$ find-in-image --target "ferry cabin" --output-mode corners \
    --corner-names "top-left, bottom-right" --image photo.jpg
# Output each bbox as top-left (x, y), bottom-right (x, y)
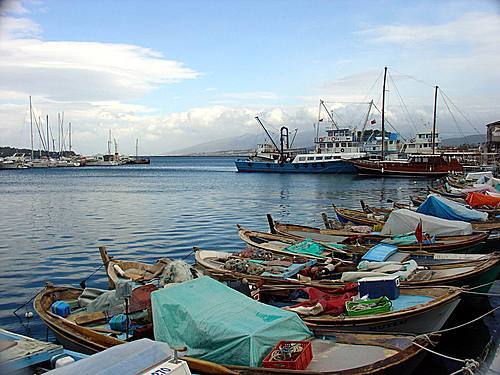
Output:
top-left (316, 128), bottom-right (361, 155)
top-left (401, 131), bottom-right (441, 155)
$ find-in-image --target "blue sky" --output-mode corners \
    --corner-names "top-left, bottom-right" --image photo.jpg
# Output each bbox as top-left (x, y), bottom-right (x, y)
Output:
top-left (1, 0), bottom-right (499, 154)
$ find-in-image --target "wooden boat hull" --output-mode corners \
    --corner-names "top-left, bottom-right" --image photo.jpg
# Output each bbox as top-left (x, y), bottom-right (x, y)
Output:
top-left (33, 286), bottom-right (236, 375)
top-left (34, 285), bottom-right (435, 374)
top-left (257, 284), bottom-right (461, 334)
top-left (198, 239), bottom-right (500, 292)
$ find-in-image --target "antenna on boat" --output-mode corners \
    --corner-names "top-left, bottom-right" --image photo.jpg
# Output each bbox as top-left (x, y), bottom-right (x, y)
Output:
top-left (381, 67), bottom-right (387, 161)
top-left (432, 85), bottom-right (438, 155)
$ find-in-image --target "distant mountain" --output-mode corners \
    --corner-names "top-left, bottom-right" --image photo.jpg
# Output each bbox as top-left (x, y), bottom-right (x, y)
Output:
top-left (167, 129), bottom-right (316, 156)
top-left (440, 134), bottom-right (485, 147)
top-left (166, 132), bottom-right (487, 156)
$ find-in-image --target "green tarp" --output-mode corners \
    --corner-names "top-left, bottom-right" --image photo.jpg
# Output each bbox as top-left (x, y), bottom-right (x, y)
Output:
top-left (283, 238), bottom-right (327, 257)
top-left (151, 276), bottom-right (312, 367)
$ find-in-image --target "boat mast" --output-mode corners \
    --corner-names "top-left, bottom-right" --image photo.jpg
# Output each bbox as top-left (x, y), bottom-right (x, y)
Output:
top-left (46, 115), bottom-right (49, 157)
top-left (107, 130), bottom-right (112, 156)
top-left (58, 113), bottom-right (61, 156)
top-left (360, 100), bottom-right (373, 145)
top-left (255, 116), bottom-right (280, 151)
top-left (136, 138), bottom-right (138, 159)
top-left (69, 122), bottom-right (72, 153)
top-left (320, 100), bottom-right (339, 130)
top-left (432, 85), bottom-right (438, 155)
top-left (29, 96), bottom-right (34, 159)
top-left (381, 67), bottom-right (387, 161)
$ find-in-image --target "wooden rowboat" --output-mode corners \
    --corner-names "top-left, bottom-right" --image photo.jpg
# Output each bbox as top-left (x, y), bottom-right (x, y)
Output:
top-left (334, 205), bottom-right (500, 235)
top-left (195, 247), bottom-right (499, 292)
top-left (240, 221), bottom-right (489, 255)
top-left (257, 284), bottom-right (461, 334)
top-left (33, 285), bottom-right (236, 374)
top-left (34, 285), bottom-right (436, 374)
top-left (99, 246), bottom-right (202, 288)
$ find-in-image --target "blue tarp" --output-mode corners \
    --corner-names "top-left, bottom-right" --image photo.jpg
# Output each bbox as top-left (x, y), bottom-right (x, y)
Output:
top-left (151, 276), bottom-right (312, 367)
top-left (416, 194), bottom-right (488, 222)
top-left (362, 244), bottom-right (398, 262)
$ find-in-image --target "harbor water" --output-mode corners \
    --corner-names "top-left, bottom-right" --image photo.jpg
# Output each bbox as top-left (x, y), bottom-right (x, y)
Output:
top-left (0, 156), bottom-right (497, 373)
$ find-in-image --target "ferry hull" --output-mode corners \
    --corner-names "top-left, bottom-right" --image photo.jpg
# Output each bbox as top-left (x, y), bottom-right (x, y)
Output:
top-left (235, 160), bottom-right (357, 173)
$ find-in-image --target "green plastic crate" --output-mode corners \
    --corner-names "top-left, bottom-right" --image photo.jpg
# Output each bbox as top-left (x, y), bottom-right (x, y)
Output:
top-left (345, 296), bottom-right (392, 317)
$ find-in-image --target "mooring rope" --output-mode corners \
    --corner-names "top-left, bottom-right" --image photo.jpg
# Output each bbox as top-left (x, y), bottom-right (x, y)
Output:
top-left (410, 303), bottom-right (499, 373)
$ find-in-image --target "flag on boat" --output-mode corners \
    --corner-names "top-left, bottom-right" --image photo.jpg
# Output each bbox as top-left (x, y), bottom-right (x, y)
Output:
top-left (415, 219), bottom-right (423, 243)
top-left (371, 119), bottom-right (377, 124)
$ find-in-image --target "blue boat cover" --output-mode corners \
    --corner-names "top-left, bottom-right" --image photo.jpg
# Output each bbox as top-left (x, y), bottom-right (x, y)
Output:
top-left (362, 243), bottom-right (398, 262)
top-left (416, 194), bottom-right (488, 222)
top-left (151, 276), bottom-right (312, 367)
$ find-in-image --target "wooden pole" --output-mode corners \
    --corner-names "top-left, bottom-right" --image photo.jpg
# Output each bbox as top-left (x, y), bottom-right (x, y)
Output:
top-left (266, 214), bottom-right (276, 234)
top-left (98, 246), bottom-right (113, 289)
top-left (321, 212), bottom-right (331, 229)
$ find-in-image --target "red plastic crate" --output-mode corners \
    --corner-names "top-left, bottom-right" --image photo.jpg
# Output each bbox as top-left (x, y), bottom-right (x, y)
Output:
top-left (262, 340), bottom-right (313, 370)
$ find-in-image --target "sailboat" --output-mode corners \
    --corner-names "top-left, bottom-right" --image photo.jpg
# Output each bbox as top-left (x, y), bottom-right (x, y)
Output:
top-left (351, 68), bottom-right (464, 177)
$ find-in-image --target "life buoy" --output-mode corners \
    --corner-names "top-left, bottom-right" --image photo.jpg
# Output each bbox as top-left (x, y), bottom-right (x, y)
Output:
top-left (340, 148), bottom-right (345, 153)
top-left (319, 137), bottom-right (324, 142)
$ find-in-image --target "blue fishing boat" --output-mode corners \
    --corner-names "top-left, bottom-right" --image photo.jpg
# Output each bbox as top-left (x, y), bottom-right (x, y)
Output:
top-left (235, 115), bottom-right (366, 173)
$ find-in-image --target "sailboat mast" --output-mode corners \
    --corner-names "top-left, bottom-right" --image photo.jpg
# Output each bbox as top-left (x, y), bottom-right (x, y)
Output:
top-left (46, 115), bottom-right (49, 157)
top-left (69, 122), bottom-right (72, 153)
top-left (381, 67), bottom-right (387, 160)
top-left (136, 138), bottom-right (138, 159)
top-left (432, 85), bottom-right (438, 155)
top-left (58, 113), bottom-right (61, 156)
top-left (360, 100), bottom-right (373, 144)
top-left (29, 96), bottom-right (34, 159)
top-left (107, 130), bottom-right (111, 156)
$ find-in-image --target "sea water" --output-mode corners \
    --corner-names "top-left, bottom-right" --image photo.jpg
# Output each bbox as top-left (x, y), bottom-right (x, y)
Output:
top-left (0, 156), bottom-right (497, 373)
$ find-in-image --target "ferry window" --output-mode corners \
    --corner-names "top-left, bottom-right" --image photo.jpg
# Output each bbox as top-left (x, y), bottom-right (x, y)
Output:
top-left (409, 144), bottom-right (415, 148)
top-left (327, 143), bottom-right (333, 148)
top-left (422, 158), bottom-right (428, 162)
top-left (325, 156), bottom-right (332, 160)
top-left (335, 143), bottom-right (339, 147)
top-left (316, 156), bottom-right (323, 160)
top-left (341, 143), bottom-right (346, 147)
top-left (373, 147), bottom-right (376, 150)
top-left (334, 156), bottom-right (340, 159)
top-left (299, 157), bottom-right (306, 161)
top-left (320, 143), bottom-right (325, 148)
top-left (307, 156), bottom-right (314, 161)
top-left (419, 145), bottom-right (422, 148)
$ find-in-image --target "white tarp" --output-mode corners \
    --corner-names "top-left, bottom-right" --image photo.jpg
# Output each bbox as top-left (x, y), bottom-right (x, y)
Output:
top-left (381, 209), bottom-right (473, 236)
top-left (465, 171), bottom-right (493, 181)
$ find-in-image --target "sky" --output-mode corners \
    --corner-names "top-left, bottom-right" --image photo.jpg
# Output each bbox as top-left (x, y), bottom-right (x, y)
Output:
top-left (0, 0), bottom-right (499, 155)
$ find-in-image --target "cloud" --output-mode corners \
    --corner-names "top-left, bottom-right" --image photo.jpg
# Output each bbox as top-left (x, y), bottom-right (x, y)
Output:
top-left (359, 12), bottom-right (500, 47)
top-left (1, 0), bottom-right (29, 15)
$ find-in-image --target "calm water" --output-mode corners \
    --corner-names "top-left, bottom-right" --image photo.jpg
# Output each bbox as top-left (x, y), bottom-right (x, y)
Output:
top-left (0, 156), bottom-right (497, 373)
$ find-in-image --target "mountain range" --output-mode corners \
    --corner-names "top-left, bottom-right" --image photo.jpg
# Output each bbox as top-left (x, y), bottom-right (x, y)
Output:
top-left (166, 132), bottom-right (486, 156)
